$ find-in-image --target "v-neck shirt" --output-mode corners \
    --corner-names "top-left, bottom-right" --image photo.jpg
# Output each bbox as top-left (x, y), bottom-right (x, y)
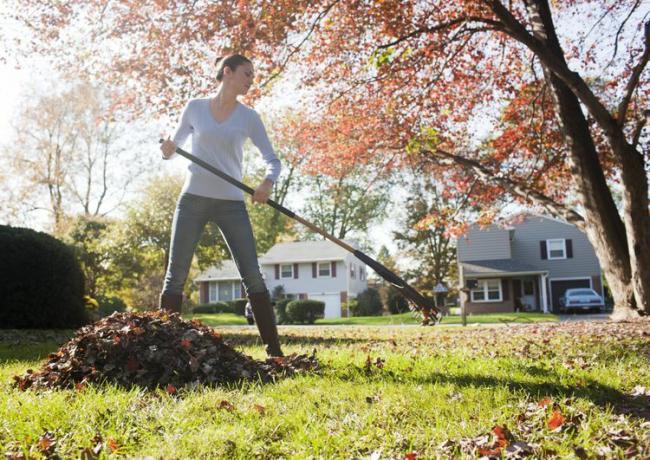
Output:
top-left (171, 98), bottom-right (281, 201)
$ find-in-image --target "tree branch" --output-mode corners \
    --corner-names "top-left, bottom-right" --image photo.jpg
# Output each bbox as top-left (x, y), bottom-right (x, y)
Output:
top-left (617, 20), bottom-right (650, 126)
top-left (259, 0), bottom-right (341, 88)
top-left (632, 109), bottom-right (649, 148)
top-left (377, 16), bottom-right (503, 50)
top-left (486, 0), bottom-right (627, 151)
top-left (424, 147), bottom-right (585, 228)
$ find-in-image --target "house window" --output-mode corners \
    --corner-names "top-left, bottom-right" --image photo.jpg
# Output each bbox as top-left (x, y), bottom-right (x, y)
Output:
top-left (318, 262), bottom-right (331, 277)
top-left (233, 282), bottom-right (242, 299)
top-left (470, 279), bottom-right (502, 302)
top-left (547, 239), bottom-right (566, 259)
top-left (209, 282), bottom-right (217, 302)
top-left (281, 264), bottom-right (293, 278)
top-left (350, 263), bottom-right (356, 279)
top-left (359, 266), bottom-right (365, 281)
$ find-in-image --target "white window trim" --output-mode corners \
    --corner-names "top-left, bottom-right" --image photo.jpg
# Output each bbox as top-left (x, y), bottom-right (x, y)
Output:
top-left (470, 279), bottom-right (503, 303)
top-left (281, 264), bottom-right (294, 279)
top-left (317, 261), bottom-right (331, 278)
top-left (546, 238), bottom-right (567, 260)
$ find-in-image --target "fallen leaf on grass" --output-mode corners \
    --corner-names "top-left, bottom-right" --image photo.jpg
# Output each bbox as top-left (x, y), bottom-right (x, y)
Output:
top-left (405, 451), bottom-right (417, 460)
top-left (219, 400), bottom-right (235, 412)
top-left (253, 404), bottom-right (266, 415)
top-left (37, 431), bottom-right (57, 456)
top-left (547, 410), bottom-right (566, 431)
top-left (165, 384), bottom-right (177, 395)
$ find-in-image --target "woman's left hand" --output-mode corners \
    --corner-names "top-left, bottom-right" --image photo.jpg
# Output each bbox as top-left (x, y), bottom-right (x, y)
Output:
top-left (252, 179), bottom-right (273, 204)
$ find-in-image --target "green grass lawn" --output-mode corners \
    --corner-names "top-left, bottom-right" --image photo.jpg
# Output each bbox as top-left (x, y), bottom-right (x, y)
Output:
top-left (186, 311), bottom-right (559, 327)
top-left (1, 320), bottom-right (648, 458)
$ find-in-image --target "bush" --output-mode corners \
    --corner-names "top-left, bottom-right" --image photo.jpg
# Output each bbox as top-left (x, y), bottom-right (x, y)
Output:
top-left (286, 300), bottom-right (325, 324)
top-left (0, 225), bottom-right (87, 328)
top-left (274, 298), bottom-right (292, 324)
top-left (192, 302), bottom-right (231, 314)
top-left (381, 285), bottom-right (410, 314)
top-left (352, 288), bottom-right (383, 316)
top-left (226, 298), bottom-right (248, 316)
top-left (97, 295), bottom-right (128, 317)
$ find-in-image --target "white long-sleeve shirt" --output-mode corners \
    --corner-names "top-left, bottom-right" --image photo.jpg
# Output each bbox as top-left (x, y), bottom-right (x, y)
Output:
top-left (170, 98), bottom-right (281, 201)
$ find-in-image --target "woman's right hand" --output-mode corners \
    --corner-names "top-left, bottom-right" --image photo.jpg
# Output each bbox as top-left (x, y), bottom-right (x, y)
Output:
top-left (160, 139), bottom-right (177, 159)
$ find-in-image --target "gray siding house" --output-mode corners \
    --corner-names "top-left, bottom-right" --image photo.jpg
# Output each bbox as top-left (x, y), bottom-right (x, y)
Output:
top-left (457, 213), bottom-right (603, 313)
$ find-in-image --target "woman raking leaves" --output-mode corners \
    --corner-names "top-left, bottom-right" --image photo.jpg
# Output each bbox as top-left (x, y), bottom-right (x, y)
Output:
top-left (159, 54), bottom-right (283, 357)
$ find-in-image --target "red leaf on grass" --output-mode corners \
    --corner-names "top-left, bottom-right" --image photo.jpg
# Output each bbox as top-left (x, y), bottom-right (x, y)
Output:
top-left (538, 397), bottom-right (552, 407)
top-left (219, 400), bottom-right (235, 412)
top-left (478, 446), bottom-right (501, 456)
top-left (492, 425), bottom-right (510, 447)
top-left (547, 410), bottom-right (566, 430)
top-left (165, 384), bottom-right (177, 395)
top-left (107, 438), bottom-right (119, 452)
top-left (405, 452), bottom-right (417, 460)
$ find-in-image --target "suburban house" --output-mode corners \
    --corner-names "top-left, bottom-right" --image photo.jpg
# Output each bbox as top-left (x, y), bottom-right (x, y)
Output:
top-left (456, 213), bottom-right (604, 314)
top-left (194, 239), bottom-right (369, 318)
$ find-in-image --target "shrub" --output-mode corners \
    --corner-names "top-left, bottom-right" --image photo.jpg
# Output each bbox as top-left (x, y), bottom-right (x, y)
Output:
top-left (286, 300), bottom-right (325, 324)
top-left (226, 298), bottom-right (248, 316)
top-left (192, 302), bottom-right (231, 314)
top-left (271, 285), bottom-right (285, 300)
top-left (97, 295), bottom-right (128, 317)
top-left (381, 285), bottom-right (410, 314)
top-left (352, 288), bottom-right (383, 316)
top-left (274, 298), bottom-right (292, 324)
top-left (0, 225), bottom-right (87, 328)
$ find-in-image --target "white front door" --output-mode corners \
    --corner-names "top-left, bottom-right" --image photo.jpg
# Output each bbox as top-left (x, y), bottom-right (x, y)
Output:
top-left (309, 293), bottom-right (340, 319)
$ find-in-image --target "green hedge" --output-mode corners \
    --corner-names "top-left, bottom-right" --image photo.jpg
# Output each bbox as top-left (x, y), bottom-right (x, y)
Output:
top-left (286, 300), bottom-right (325, 324)
top-left (352, 288), bottom-right (383, 316)
top-left (192, 302), bottom-right (232, 314)
top-left (226, 298), bottom-right (248, 316)
top-left (274, 298), bottom-right (292, 324)
top-left (0, 225), bottom-right (87, 328)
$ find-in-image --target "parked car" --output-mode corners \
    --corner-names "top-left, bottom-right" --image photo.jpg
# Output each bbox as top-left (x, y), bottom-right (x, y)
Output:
top-left (559, 288), bottom-right (604, 312)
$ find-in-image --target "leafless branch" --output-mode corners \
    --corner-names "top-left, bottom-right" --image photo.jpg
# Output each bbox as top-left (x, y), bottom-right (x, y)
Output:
top-left (259, 0), bottom-right (342, 89)
top-left (377, 16), bottom-right (503, 50)
top-left (617, 20), bottom-right (650, 126)
top-left (606, 0), bottom-right (642, 68)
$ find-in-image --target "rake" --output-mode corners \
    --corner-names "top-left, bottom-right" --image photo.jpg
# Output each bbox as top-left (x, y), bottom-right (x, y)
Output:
top-left (159, 140), bottom-right (441, 324)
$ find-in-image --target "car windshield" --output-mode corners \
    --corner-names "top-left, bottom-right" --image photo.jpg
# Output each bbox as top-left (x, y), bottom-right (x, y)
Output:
top-left (569, 289), bottom-right (597, 296)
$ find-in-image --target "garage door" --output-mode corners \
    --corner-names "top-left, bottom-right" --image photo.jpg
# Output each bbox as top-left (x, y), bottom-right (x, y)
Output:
top-left (549, 279), bottom-right (591, 312)
top-left (309, 293), bottom-right (340, 319)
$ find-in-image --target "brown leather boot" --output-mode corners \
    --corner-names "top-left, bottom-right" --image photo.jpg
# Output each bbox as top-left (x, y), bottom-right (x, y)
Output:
top-left (248, 290), bottom-right (284, 357)
top-left (159, 293), bottom-right (183, 314)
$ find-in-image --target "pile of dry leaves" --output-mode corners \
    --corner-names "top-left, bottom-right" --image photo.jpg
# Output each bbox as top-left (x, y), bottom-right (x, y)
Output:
top-left (12, 311), bottom-right (318, 392)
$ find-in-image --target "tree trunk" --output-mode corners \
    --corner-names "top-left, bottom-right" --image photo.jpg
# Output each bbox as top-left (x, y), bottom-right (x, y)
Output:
top-left (521, 0), bottom-right (646, 317)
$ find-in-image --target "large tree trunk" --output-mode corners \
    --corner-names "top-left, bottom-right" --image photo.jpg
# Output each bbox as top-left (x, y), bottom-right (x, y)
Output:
top-left (521, 0), bottom-right (647, 317)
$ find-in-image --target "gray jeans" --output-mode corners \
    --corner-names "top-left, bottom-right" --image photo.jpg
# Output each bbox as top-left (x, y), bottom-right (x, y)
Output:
top-left (162, 193), bottom-right (267, 297)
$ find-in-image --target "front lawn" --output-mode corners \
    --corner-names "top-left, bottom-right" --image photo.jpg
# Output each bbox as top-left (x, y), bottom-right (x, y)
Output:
top-left (316, 311), bottom-right (558, 325)
top-left (185, 311), bottom-right (559, 326)
top-left (1, 320), bottom-right (648, 458)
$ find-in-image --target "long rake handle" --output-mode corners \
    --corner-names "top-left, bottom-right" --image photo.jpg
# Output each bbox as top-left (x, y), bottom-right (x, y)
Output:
top-left (160, 140), bottom-right (440, 321)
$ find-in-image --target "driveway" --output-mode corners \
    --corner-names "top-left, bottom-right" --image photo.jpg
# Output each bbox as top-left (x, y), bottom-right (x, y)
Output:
top-left (558, 312), bottom-right (611, 322)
